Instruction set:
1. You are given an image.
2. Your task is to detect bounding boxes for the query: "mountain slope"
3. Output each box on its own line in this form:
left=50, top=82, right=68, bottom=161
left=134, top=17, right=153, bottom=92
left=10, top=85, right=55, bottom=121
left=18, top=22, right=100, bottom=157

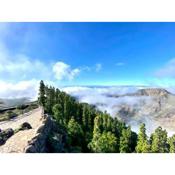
left=112, top=88, right=175, bottom=135
left=0, top=98, right=30, bottom=110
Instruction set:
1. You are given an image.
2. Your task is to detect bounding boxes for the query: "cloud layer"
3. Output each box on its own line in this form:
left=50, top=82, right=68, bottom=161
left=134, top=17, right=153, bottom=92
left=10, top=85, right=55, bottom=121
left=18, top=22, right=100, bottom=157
left=0, top=79, right=39, bottom=100
left=61, top=86, right=147, bottom=116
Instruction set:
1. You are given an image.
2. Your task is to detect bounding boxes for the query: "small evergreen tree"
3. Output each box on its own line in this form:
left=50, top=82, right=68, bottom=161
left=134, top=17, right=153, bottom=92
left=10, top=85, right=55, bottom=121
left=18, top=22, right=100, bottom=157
left=168, top=134, right=175, bottom=153
left=67, top=117, right=84, bottom=147
left=151, top=126, right=169, bottom=153
left=136, top=123, right=150, bottom=153
left=52, top=104, right=64, bottom=125
left=119, top=127, right=132, bottom=153
left=38, top=80, right=46, bottom=107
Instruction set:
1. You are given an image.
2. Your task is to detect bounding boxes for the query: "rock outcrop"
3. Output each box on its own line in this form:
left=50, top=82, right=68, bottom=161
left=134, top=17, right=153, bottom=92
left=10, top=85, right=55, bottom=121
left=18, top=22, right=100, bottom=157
left=24, top=114, right=54, bottom=153
left=0, top=128, right=14, bottom=145
left=111, top=88, right=175, bottom=135
left=0, top=108, right=56, bottom=153
left=134, top=88, right=171, bottom=98
left=19, top=122, right=32, bottom=131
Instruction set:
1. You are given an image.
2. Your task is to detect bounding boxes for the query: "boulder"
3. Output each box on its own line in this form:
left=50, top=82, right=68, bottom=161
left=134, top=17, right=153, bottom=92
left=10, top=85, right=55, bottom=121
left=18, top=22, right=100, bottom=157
left=0, top=138, right=5, bottom=145
left=3, top=128, right=14, bottom=138
left=19, top=122, right=32, bottom=131
left=0, top=128, right=14, bottom=145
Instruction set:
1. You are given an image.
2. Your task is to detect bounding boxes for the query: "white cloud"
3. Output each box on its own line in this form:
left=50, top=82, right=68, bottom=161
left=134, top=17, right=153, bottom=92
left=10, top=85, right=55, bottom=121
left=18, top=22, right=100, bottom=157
left=81, top=64, right=103, bottom=72
left=61, top=86, right=152, bottom=117
left=0, top=53, right=51, bottom=80
left=0, top=79, right=58, bottom=100
left=81, top=66, right=91, bottom=71
left=0, top=79, right=39, bottom=100
left=62, top=86, right=140, bottom=97
left=53, top=61, right=80, bottom=80
left=95, top=63, right=102, bottom=72
left=155, top=58, right=175, bottom=78
left=116, top=62, right=125, bottom=66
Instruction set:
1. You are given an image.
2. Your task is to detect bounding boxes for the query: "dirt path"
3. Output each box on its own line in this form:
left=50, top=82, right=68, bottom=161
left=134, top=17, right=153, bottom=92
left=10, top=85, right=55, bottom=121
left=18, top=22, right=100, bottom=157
left=0, top=107, right=44, bottom=153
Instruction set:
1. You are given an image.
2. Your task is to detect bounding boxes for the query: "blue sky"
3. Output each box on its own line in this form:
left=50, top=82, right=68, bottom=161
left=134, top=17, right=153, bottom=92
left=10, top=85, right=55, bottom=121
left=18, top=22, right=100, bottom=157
left=1, top=22, right=175, bottom=93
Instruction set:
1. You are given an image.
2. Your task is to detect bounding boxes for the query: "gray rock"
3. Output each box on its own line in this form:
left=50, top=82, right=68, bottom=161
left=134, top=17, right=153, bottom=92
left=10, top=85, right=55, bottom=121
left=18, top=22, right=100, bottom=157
left=19, top=122, right=32, bottom=131
left=3, top=128, right=14, bottom=138
left=0, top=128, right=14, bottom=145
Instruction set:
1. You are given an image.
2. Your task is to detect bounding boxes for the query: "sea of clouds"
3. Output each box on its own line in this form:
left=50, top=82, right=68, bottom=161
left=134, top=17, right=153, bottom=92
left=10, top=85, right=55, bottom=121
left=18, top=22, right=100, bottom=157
left=61, top=86, right=150, bottom=115
left=61, top=86, right=175, bottom=135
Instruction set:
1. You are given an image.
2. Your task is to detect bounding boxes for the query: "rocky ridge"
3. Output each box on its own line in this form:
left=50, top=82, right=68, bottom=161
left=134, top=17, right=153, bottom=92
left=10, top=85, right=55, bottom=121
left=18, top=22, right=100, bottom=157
left=111, top=88, right=175, bottom=135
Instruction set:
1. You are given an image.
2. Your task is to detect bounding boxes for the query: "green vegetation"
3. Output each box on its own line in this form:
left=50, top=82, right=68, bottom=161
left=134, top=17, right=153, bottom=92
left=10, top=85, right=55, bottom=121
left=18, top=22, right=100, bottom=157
left=39, top=80, right=175, bottom=153
left=0, top=103, right=38, bottom=122
left=168, top=134, right=175, bottom=153
left=0, top=111, right=17, bottom=122
left=136, top=123, right=150, bottom=153
left=119, top=126, right=136, bottom=153
left=151, top=126, right=169, bottom=153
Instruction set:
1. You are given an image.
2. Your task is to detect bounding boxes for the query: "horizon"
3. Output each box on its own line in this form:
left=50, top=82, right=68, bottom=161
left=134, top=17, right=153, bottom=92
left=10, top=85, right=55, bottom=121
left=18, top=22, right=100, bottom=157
left=1, top=83, right=175, bottom=100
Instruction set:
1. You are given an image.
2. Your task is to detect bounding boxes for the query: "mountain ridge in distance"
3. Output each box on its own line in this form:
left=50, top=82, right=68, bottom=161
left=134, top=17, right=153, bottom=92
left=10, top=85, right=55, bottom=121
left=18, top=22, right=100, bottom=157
left=0, top=97, right=30, bottom=109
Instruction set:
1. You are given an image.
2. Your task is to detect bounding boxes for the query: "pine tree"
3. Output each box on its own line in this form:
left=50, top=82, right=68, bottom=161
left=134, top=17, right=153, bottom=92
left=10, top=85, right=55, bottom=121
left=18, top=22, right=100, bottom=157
left=45, top=86, right=52, bottom=113
left=50, top=86, right=56, bottom=107
left=151, top=126, right=169, bottom=153
left=119, top=126, right=132, bottom=153
left=82, top=105, right=90, bottom=131
left=168, top=134, right=175, bottom=153
left=64, top=96, right=71, bottom=123
left=52, top=104, right=64, bottom=125
left=130, top=131, right=138, bottom=152
left=88, top=131, right=117, bottom=153
left=136, top=123, right=150, bottom=153
left=67, top=117, right=84, bottom=147
left=55, top=88, right=60, bottom=104
left=38, top=80, right=46, bottom=107
left=111, top=117, right=126, bottom=139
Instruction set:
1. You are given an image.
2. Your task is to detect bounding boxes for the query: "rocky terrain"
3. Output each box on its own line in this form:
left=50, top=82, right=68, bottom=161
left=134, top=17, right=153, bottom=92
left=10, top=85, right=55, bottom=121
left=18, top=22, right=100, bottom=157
left=0, top=107, right=53, bottom=153
left=111, top=88, right=175, bottom=135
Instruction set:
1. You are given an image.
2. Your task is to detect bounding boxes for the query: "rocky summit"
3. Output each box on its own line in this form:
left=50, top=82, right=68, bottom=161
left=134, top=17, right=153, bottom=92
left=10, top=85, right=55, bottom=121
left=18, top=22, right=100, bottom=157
left=132, top=88, right=171, bottom=97
left=112, top=88, right=175, bottom=135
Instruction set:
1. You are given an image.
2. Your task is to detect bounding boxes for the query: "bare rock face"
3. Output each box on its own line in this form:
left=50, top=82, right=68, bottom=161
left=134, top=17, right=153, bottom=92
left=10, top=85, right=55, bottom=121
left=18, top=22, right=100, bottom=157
left=136, top=88, right=171, bottom=97
left=111, top=88, right=175, bottom=135
left=24, top=115, right=53, bottom=153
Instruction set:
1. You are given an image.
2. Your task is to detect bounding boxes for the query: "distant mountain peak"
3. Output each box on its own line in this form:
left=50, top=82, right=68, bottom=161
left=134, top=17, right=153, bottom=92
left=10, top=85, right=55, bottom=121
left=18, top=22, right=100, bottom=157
left=136, top=88, right=171, bottom=97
